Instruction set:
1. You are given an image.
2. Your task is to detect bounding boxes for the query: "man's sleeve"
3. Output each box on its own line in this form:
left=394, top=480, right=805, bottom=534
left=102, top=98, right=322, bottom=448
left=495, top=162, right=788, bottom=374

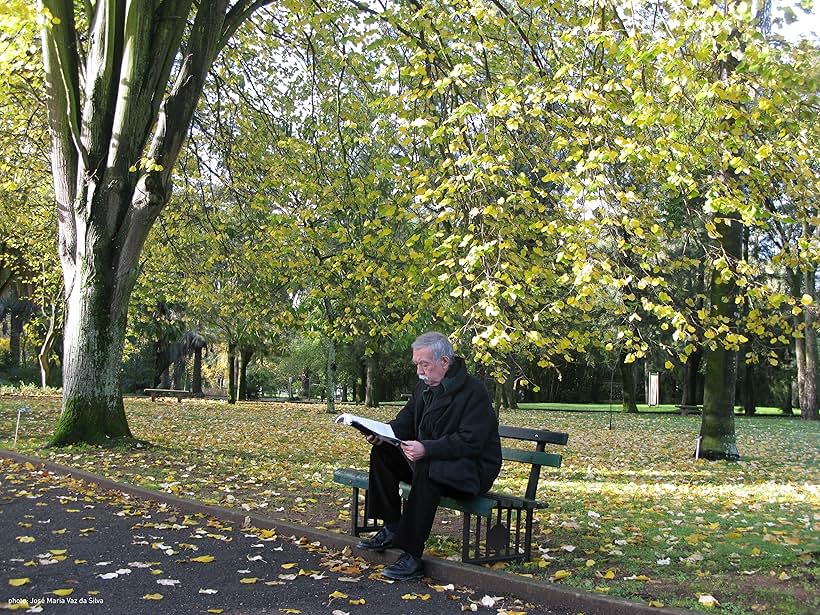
left=420, top=387, right=496, bottom=460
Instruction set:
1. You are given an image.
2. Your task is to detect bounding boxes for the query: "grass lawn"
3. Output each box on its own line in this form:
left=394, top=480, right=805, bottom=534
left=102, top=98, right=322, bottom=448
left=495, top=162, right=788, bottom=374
left=1, top=394, right=817, bottom=614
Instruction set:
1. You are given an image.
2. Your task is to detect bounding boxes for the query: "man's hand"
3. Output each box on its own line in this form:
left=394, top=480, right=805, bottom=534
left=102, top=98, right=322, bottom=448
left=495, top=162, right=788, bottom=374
left=365, top=434, right=383, bottom=445
left=400, top=440, right=426, bottom=462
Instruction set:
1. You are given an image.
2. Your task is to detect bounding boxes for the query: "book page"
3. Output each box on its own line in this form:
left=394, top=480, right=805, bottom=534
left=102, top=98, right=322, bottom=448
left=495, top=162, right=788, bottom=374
left=335, top=413, right=401, bottom=445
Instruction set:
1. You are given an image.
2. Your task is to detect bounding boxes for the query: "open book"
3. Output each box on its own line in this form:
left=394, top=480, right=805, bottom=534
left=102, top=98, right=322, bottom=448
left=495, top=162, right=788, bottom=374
left=335, top=413, right=403, bottom=446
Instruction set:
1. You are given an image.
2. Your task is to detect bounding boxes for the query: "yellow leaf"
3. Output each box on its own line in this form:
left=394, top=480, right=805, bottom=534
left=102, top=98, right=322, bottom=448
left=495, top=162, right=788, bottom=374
left=725, top=532, right=742, bottom=539
left=349, top=598, right=365, bottom=605
left=551, top=569, right=571, bottom=581
left=16, top=536, right=35, bottom=543
left=329, top=590, right=348, bottom=599
left=239, top=578, right=258, bottom=584
left=585, top=559, right=596, bottom=567
left=5, top=599, right=29, bottom=610
left=190, top=555, right=216, bottom=563
left=8, top=578, right=30, bottom=587
left=24, top=462, right=35, bottom=471
left=648, top=600, right=665, bottom=607
left=207, top=610, right=224, bottom=614
left=142, top=593, right=164, bottom=600
left=602, top=569, right=616, bottom=580
left=281, top=563, right=298, bottom=569
left=279, top=610, right=301, bottom=614
left=49, top=549, right=67, bottom=556
left=800, top=294, right=813, bottom=306
left=52, top=589, right=74, bottom=597
left=778, top=572, right=792, bottom=581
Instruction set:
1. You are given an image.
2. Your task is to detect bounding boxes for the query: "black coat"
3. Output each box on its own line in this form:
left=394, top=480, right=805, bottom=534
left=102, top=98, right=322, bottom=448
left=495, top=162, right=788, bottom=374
left=390, top=357, right=502, bottom=496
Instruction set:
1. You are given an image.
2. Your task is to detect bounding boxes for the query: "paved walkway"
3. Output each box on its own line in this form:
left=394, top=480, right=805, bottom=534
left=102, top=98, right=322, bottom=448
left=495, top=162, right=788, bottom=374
left=0, top=456, right=566, bottom=615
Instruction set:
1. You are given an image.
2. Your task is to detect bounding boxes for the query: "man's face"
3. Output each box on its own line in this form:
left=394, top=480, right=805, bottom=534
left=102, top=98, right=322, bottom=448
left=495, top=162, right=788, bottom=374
left=412, top=346, right=450, bottom=387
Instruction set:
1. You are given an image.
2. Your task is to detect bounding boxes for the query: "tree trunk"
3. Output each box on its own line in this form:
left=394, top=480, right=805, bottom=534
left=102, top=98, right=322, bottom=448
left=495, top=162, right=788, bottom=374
left=51, top=264, right=133, bottom=446
left=326, top=339, right=336, bottom=414
left=798, top=266, right=818, bottom=420
left=38, top=303, right=58, bottom=389
left=192, top=343, right=203, bottom=396
left=9, top=308, right=23, bottom=368
left=172, top=351, right=186, bottom=390
left=364, top=355, right=378, bottom=407
left=619, top=354, right=639, bottom=413
left=699, top=214, right=741, bottom=461
left=681, top=347, right=702, bottom=406
left=301, top=368, right=311, bottom=399
left=740, top=354, right=756, bottom=416
left=238, top=347, right=253, bottom=401
left=227, top=342, right=237, bottom=404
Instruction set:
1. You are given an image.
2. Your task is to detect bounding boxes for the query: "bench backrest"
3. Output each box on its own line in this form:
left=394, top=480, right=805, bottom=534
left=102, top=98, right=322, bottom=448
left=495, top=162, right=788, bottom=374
left=499, top=425, right=569, bottom=500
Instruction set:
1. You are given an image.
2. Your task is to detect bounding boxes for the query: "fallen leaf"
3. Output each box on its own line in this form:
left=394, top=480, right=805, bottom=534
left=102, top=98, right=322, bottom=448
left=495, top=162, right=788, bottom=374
left=52, top=589, right=74, bottom=597
left=142, top=593, right=164, bottom=600
left=239, top=577, right=258, bottom=584
left=190, top=555, right=216, bottom=563
left=698, top=594, right=719, bottom=608
left=8, top=578, right=30, bottom=587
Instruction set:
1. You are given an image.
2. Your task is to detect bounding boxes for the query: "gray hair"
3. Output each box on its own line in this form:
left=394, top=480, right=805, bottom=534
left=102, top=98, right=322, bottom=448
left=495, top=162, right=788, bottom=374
left=411, top=331, right=455, bottom=362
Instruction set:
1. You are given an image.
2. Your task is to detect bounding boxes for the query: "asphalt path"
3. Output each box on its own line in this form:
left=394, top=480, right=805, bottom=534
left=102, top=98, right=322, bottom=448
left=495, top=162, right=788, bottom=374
left=1, top=457, right=569, bottom=615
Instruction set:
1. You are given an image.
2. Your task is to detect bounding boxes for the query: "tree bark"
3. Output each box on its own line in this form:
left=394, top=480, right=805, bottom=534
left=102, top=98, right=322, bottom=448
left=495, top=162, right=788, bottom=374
left=38, top=303, right=58, bottom=388
left=681, top=347, right=702, bottom=407
left=700, top=214, right=741, bottom=460
left=326, top=339, right=336, bottom=414
left=619, top=354, right=639, bottom=413
left=238, top=347, right=253, bottom=401
left=51, top=262, right=133, bottom=445
left=798, top=266, right=818, bottom=420
left=300, top=367, right=311, bottom=399
left=192, top=343, right=204, bottom=396
left=9, top=308, right=24, bottom=369
left=227, top=342, right=237, bottom=404
left=364, top=355, right=378, bottom=407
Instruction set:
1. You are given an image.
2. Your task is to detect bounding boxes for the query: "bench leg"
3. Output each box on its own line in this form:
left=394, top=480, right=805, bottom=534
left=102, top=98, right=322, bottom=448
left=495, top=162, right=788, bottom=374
left=350, top=487, right=360, bottom=535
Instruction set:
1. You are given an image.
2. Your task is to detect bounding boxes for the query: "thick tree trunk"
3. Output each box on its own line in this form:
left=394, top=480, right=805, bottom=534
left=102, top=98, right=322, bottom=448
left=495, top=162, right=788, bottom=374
left=300, top=368, right=311, bottom=399
left=172, top=351, right=186, bottom=390
left=227, top=342, right=237, bottom=404
left=192, top=344, right=203, bottom=396
left=238, top=347, right=253, bottom=401
left=700, top=215, right=741, bottom=461
left=326, top=339, right=336, bottom=414
left=740, top=356, right=756, bottom=416
left=364, top=355, right=378, bottom=407
left=619, top=355, right=639, bottom=413
left=51, top=265, right=133, bottom=446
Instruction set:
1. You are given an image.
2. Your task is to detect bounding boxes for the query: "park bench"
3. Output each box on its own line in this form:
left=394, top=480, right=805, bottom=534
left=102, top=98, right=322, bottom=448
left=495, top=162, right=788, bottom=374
left=333, top=425, right=569, bottom=565
left=676, top=404, right=702, bottom=416
left=144, top=388, right=192, bottom=402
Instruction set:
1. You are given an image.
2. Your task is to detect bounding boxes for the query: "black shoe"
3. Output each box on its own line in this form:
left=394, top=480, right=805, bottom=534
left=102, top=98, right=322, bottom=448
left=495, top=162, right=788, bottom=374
left=382, top=552, right=424, bottom=581
left=356, top=526, right=394, bottom=552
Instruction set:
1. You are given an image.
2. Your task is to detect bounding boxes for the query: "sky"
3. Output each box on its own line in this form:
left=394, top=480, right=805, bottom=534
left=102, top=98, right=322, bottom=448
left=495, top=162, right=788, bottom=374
left=775, top=1, right=819, bottom=41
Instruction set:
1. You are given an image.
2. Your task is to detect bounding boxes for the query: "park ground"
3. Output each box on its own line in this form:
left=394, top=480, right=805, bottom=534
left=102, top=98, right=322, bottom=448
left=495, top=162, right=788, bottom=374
left=1, top=395, right=818, bottom=614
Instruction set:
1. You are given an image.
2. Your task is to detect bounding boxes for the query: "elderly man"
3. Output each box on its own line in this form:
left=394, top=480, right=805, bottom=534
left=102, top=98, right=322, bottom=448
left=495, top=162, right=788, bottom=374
left=357, top=331, right=502, bottom=581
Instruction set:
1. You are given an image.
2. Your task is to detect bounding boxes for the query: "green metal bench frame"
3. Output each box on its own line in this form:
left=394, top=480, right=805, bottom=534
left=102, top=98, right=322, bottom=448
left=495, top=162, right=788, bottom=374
left=333, top=425, right=568, bottom=564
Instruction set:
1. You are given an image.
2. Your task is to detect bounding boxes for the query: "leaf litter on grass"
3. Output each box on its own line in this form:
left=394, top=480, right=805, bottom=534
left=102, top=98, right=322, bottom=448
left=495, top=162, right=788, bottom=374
left=1, top=396, right=818, bottom=614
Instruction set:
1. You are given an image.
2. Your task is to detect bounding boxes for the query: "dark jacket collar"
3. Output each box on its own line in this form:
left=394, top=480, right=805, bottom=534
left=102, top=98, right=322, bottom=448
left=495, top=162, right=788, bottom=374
left=440, top=356, right=467, bottom=393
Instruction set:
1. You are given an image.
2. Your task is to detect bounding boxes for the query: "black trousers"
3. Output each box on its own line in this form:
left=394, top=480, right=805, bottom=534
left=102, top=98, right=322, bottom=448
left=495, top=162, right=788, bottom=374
left=367, top=444, right=468, bottom=557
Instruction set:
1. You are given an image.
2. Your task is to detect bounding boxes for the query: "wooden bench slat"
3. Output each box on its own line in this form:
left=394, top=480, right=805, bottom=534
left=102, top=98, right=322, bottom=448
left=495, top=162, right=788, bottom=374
left=501, top=447, right=562, bottom=468
left=499, top=425, right=569, bottom=445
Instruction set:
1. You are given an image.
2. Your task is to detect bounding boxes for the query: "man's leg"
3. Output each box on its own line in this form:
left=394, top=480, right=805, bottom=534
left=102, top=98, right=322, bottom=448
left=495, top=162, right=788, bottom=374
left=391, top=458, right=441, bottom=558
left=366, top=443, right=411, bottom=525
